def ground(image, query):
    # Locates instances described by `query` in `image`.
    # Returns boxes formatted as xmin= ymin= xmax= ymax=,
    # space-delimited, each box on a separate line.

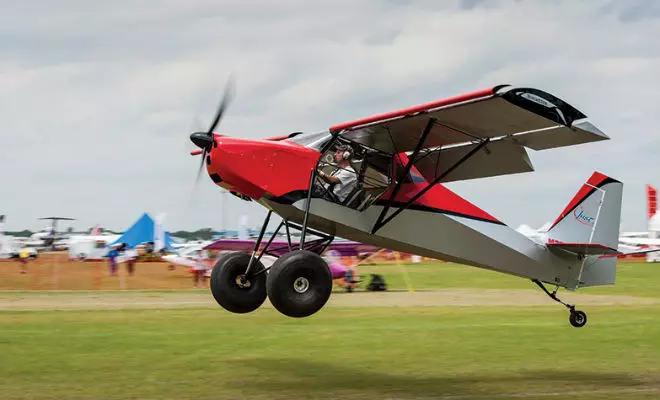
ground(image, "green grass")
xmin=1 ymin=261 xmax=659 ymax=399
xmin=358 ymin=261 xmax=660 ymax=298
xmin=2 ymin=306 xmax=660 ymax=400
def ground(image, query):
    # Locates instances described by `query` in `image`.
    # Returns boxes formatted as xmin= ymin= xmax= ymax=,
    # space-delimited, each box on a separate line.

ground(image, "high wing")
xmin=329 ymin=85 xmax=609 ymax=183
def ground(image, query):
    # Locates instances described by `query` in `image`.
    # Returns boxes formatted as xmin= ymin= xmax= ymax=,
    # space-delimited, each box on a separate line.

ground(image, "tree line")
xmin=4 ymin=228 xmax=217 ymax=241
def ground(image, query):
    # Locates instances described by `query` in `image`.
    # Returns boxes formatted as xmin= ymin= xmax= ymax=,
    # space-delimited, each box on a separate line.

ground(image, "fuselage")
xmin=201 ymin=133 xmax=585 ymax=289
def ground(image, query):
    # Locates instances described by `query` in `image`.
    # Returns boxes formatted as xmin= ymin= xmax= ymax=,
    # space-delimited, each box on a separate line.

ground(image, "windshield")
xmin=285 ymin=130 xmax=332 ymax=151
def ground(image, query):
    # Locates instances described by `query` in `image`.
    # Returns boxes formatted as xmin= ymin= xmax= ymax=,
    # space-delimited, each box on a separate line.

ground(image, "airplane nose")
xmin=190 ymin=131 xmax=213 ymax=149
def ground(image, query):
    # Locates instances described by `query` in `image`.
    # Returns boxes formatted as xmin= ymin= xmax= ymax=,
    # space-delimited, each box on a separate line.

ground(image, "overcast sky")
xmin=1 ymin=0 xmax=658 ymax=234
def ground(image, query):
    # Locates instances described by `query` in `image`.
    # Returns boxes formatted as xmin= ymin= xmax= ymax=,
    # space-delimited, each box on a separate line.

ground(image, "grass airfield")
xmin=1 ymin=257 xmax=659 ymax=399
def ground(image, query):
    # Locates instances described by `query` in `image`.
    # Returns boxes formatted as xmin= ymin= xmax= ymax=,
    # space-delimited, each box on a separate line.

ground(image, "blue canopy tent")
xmin=108 ymin=213 xmax=175 ymax=250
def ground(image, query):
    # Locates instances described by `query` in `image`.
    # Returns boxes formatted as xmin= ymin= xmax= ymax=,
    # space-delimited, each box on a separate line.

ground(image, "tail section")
xmin=648 ymin=184 xmax=657 ymax=220
xmin=546 ymin=172 xmax=623 ymax=253
xmin=648 ymin=184 xmax=657 ymax=226
xmin=90 ymin=224 xmax=101 ymax=236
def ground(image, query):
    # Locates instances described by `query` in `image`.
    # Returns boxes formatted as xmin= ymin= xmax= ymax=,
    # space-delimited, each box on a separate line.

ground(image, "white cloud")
xmin=1 ymin=0 xmax=659 ymax=234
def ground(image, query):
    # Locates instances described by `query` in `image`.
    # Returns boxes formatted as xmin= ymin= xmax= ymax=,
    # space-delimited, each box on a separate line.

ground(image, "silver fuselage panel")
xmin=260 ymin=197 xmax=587 ymax=289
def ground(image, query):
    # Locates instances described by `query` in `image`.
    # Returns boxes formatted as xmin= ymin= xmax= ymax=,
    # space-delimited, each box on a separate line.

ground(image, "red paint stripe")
xmin=422 ymin=183 xmax=502 ymax=224
xmin=263 ymin=134 xmax=290 ymax=141
xmin=549 ymin=172 xmax=609 ymax=230
xmin=329 ymin=87 xmax=497 ymax=132
xmin=547 ymin=242 xmax=611 ymax=248
xmin=388 ymin=153 xmax=502 ymax=224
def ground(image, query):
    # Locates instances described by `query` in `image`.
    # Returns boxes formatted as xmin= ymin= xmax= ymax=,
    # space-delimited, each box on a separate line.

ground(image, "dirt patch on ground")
xmin=1 ymin=289 xmax=658 ymax=311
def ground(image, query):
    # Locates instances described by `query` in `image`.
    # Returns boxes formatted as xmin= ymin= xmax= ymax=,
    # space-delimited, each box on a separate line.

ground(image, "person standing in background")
xmin=18 ymin=248 xmax=29 ymax=274
xmin=106 ymin=246 xmax=119 ymax=276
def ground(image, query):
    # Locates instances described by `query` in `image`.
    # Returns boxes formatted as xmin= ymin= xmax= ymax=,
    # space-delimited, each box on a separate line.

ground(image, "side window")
xmin=313 ymin=144 xmax=362 ymax=207
xmin=354 ymin=153 xmax=390 ymax=210
xmin=409 ymin=170 xmax=426 ymax=183
xmin=395 ymin=164 xmax=412 ymax=184
xmin=394 ymin=165 xmax=426 ymax=184
xmin=312 ymin=143 xmax=391 ymax=210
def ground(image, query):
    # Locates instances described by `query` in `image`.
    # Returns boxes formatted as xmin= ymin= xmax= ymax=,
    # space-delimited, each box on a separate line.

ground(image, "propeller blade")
xmin=206 ymin=74 xmax=235 ymax=136
xmin=195 ymin=148 xmax=207 ymax=184
xmin=187 ymin=74 xmax=235 ymax=199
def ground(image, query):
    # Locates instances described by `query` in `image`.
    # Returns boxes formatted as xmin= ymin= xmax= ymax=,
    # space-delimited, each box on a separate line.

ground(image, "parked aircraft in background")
xmin=619 ymin=184 xmax=660 ymax=262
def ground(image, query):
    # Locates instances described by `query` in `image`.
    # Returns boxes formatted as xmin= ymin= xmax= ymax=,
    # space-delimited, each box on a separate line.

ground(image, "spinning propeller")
xmin=189 ymin=76 xmax=235 ymax=184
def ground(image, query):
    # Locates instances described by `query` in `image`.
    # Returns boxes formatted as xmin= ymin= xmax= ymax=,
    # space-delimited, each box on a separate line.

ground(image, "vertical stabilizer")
xmin=90 ymin=224 xmax=101 ymax=236
xmin=648 ymin=184 xmax=657 ymax=229
xmin=547 ymin=172 xmax=623 ymax=250
xmin=648 ymin=185 xmax=657 ymax=220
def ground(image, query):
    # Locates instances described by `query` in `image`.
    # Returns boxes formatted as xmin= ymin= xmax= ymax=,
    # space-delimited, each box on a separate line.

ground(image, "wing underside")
xmin=330 ymin=85 xmax=609 ymax=183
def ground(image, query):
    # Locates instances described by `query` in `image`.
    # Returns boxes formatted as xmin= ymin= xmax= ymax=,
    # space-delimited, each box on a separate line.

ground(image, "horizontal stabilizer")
xmin=547 ymin=242 xmax=619 ymax=256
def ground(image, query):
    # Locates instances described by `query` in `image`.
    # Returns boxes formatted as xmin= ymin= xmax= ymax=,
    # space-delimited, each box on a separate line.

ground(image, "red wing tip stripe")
xmin=329 ymin=87 xmax=497 ymax=133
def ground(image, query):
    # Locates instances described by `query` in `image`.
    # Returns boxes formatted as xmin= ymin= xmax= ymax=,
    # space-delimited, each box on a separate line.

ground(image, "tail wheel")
xmin=210 ymin=252 xmax=267 ymax=314
xmin=569 ymin=310 xmax=587 ymax=328
xmin=266 ymin=250 xmax=333 ymax=318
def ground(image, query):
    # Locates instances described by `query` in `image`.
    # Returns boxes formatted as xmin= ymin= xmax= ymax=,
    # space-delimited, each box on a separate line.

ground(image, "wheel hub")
xmin=293 ymin=277 xmax=310 ymax=293
xmin=235 ymin=274 xmax=252 ymax=289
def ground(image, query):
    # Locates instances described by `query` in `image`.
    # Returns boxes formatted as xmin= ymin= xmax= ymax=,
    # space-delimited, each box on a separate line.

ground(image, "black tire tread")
xmin=210 ymin=251 xmax=267 ymax=314
xmin=266 ymin=250 xmax=332 ymax=318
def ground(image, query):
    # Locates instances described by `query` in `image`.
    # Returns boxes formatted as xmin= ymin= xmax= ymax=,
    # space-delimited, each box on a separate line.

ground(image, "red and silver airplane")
xmin=189 ymin=80 xmax=642 ymax=327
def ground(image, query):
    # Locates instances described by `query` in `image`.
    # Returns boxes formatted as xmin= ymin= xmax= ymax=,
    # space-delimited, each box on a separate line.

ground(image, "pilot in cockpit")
xmin=316 ymin=144 xmax=358 ymax=203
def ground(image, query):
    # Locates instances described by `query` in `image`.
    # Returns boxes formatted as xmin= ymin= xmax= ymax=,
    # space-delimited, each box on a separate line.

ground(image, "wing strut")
xmin=372 ymin=118 xmax=436 ymax=234
xmin=370 ymin=137 xmax=491 ymax=234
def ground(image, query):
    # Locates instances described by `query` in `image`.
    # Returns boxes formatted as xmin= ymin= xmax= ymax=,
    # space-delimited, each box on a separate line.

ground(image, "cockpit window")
xmin=312 ymin=141 xmax=391 ymax=211
xmin=409 ymin=170 xmax=426 ymax=183
xmin=285 ymin=130 xmax=332 ymax=151
xmin=395 ymin=164 xmax=426 ymax=184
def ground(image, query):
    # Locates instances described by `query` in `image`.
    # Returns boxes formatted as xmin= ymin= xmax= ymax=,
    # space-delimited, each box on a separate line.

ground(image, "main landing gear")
xmin=533 ymin=279 xmax=587 ymax=328
xmin=210 ymin=207 xmax=335 ymax=318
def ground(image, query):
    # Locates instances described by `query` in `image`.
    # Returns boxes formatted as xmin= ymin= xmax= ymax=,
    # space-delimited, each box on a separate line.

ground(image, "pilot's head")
xmin=334 ymin=144 xmax=354 ymax=165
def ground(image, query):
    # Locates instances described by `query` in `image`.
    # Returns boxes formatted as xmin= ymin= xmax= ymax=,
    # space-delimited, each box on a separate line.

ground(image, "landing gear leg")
xmin=533 ymin=279 xmax=587 ymax=328
xmin=212 ymin=169 xmax=334 ymax=318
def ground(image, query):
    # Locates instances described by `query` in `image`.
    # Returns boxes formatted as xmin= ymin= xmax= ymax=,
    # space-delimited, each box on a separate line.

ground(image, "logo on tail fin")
xmin=573 ymin=205 xmax=595 ymax=226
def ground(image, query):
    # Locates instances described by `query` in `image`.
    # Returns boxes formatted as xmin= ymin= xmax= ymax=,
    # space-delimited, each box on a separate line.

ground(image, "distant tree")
xmin=5 ymin=230 xmax=33 ymax=237
xmin=170 ymin=228 xmax=216 ymax=241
